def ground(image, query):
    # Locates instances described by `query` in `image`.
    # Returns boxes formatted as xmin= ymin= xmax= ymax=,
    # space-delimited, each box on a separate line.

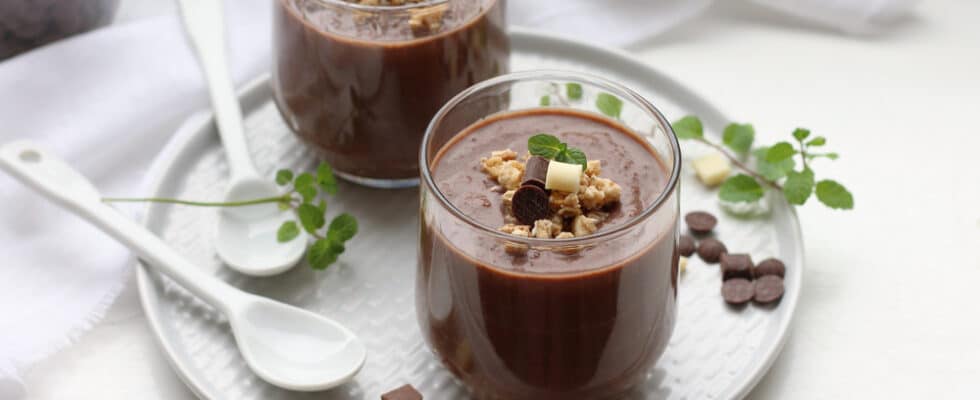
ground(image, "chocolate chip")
xmin=721 ymin=253 xmax=754 ymax=281
xmin=753 ymin=275 xmax=785 ymax=304
xmin=722 ymin=278 xmax=754 ymax=305
xmin=678 ymin=234 xmax=696 ymax=257
xmin=685 ymin=211 xmax=717 ymax=234
xmin=522 ymin=155 xmax=549 ymax=189
xmin=382 ymin=384 xmax=423 ymax=400
xmin=696 ymin=238 xmax=727 ymax=263
xmin=753 ymin=258 xmax=786 ymax=278
xmin=511 ymin=184 xmax=550 ymax=225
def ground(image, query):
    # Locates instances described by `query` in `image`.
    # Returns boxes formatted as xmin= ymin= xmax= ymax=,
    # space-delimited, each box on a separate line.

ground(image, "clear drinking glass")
xmin=271 ymin=0 xmax=510 ymax=188
xmin=417 ymin=71 xmax=682 ymax=399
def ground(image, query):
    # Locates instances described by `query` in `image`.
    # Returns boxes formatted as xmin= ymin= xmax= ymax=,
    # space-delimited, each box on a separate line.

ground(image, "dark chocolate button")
xmin=753 ymin=258 xmax=786 ymax=278
xmin=696 ymin=238 xmax=727 ymax=263
xmin=721 ymin=253 xmax=754 ymax=281
xmin=722 ymin=278 xmax=754 ymax=305
xmin=753 ymin=275 xmax=785 ymax=304
xmin=678 ymin=234 xmax=696 ymax=257
xmin=522 ymin=155 xmax=549 ymax=189
xmin=381 ymin=384 xmax=423 ymax=400
xmin=511 ymin=184 xmax=550 ymax=225
xmin=685 ymin=211 xmax=717 ymax=234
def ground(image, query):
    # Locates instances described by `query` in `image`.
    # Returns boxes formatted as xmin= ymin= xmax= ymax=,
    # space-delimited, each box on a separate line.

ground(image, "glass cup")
xmin=271 ymin=0 xmax=510 ymax=188
xmin=417 ymin=71 xmax=682 ymax=399
xmin=0 ymin=0 xmax=120 ymax=60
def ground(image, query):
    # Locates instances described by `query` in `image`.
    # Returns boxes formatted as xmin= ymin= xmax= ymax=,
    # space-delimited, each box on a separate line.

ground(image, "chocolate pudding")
xmin=418 ymin=108 xmax=679 ymax=399
xmin=272 ymin=0 xmax=509 ymax=183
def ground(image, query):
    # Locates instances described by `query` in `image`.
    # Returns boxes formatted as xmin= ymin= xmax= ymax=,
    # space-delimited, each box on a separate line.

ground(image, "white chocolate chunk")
xmin=679 ymin=256 xmax=688 ymax=274
xmin=692 ymin=152 xmax=731 ymax=187
xmin=545 ymin=161 xmax=582 ymax=194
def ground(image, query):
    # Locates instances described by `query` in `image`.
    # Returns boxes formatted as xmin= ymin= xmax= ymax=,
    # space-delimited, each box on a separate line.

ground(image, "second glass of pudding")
xmin=418 ymin=71 xmax=681 ymax=399
xmin=272 ymin=0 xmax=510 ymax=188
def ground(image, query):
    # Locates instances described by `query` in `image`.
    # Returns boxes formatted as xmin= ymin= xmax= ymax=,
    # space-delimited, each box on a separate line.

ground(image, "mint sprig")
xmin=528 ymin=133 xmax=588 ymax=170
xmin=103 ymin=162 xmax=358 ymax=270
xmin=673 ymin=115 xmax=853 ymax=210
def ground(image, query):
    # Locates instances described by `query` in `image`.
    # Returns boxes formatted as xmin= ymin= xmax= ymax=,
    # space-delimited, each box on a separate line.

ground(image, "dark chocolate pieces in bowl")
xmin=753 ymin=275 xmax=785 ymax=304
xmin=720 ymin=253 xmax=753 ymax=280
xmin=754 ymin=258 xmax=786 ymax=278
xmin=678 ymin=234 xmax=696 ymax=257
xmin=697 ymin=238 xmax=727 ymax=263
xmin=382 ymin=384 xmax=423 ymax=400
xmin=722 ymin=278 xmax=755 ymax=305
xmin=685 ymin=211 xmax=717 ymax=235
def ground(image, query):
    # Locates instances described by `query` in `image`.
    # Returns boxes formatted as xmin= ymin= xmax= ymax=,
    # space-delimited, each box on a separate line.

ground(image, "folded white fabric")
xmin=0 ymin=1 xmax=270 ymax=397
xmin=0 ymin=0 xmax=918 ymax=397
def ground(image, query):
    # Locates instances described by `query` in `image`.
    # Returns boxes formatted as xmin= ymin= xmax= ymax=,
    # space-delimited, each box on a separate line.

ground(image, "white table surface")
xmin=22 ymin=1 xmax=980 ymax=399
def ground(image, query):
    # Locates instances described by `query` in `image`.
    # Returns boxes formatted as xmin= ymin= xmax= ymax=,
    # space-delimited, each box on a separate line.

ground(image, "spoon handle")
xmin=177 ymin=0 xmax=258 ymax=183
xmin=0 ymin=140 xmax=243 ymax=312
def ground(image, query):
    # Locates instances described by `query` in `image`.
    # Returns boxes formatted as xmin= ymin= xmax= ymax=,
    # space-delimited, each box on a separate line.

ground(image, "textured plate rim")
xmin=136 ymin=27 xmax=804 ymax=400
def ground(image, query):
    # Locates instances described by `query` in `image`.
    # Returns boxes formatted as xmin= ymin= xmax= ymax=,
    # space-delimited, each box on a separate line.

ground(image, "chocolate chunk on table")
xmin=685 ymin=211 xmax=717 ymax=234
xmin=722 ymin=278 xmax=754 ymax=305
xmin=511 ymin=184 xmax=551 ymax=225
xmin=382 ymin=384 xmax=423 ymax=400
xmin=753 ymin=275 xmax=785 ymax=304
xmin=721 ymin=253 xmax=754 ymax=281
xmin=696 ymin=238 xmax=727 ymax=263
xmin=753 ymin=258 xmax=786 ymax=278
xmin=522 ymin=155 xmax=549 ymax=189
xmin=678 ymin=234 xmax=696 ymax=257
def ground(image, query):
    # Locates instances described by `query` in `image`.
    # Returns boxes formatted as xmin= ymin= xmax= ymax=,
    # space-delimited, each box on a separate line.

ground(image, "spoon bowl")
xmin=231 ymin=297 xmax=367 ymax=391
xmin=216 ymin=178 xmax=306 ymax=276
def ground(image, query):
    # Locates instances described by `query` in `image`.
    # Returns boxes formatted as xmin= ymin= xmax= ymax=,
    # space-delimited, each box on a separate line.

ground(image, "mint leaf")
xmin=596 ymin=93 xmax=623 ymax=118
xmin=823 ymin=152 xmax=840 ymax=160
xmin=539 ymin=95 xmax=550 ymax=106
xmin=719 ymin=174 xmax=765 ymax=202
xmin=276 ymin=221 xmax=300 ymax=243
xmin=754 ymin=146 xmax=795 ymax=181
xmin=317 ymin=199 xmax=327 ymax=214
xmin=316 ymin=163 xmax=338 ymax=195
xmin=765 ymin=142 xmax=796 ymax=163
xmin=327 ymin=213 xmax=358 ymax=243
xmin=275 ymin=169 xmax=293 ymax=186
xmin=783 ymin=168 xmax=814 ymax=205
xmin=297 ymin=186 xmax=317 ymax=203
xmin=806 ymin=136 xmax=826 ymax=147
xmin=307 ymin=238 xmax=342 ymax=270
xmin=723 ymin=123 xmax=755 ymax=154
xmin=556 ymin=147 xmax=588 ymax=170
xmin=566 ymin=83 xmax=583 ymax=100
xmin=815 ymin=180 xmax=854 ymax=209
xmin=528 ymin=134 xmax=563 ymax=159
xmin=294 ymin=172 xmax=314 ymax=190
xmin=793 ymin=128 xmax=811 ymax=141
xmin=672 ymin=116 xmax=703 ymax=140
xmin=297 ymin=203 xmax=325 ymax=234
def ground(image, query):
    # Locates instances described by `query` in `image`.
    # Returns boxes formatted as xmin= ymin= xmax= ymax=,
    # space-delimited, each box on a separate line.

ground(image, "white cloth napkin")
xmin=0 ymin=0 xmax=917 ymax=397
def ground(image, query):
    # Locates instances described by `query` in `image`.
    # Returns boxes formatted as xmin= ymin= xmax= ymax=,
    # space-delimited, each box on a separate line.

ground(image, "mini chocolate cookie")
xmin=382 ymin=384 xmax=423 ymax=400
xmin=721 ymin=253 xmax=753 ymax=281
xmin=753 ymin=275 xmax=784 ymax=304
xmin=678 ymin=234 xmax=696 ymax=257
xmin=685 ymin=211 xmax=717 ymax=234
xmin=753 ymin=258 xmax=786 ymax=278
xmin=722 ymin=278 xmax=754 ymax=305
xmin=696 ymin=238 xmax=727 ymax=263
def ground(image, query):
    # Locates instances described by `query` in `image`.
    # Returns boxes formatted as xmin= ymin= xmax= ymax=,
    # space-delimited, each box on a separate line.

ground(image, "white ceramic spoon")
xmin=0 ymin=141 xmax=366 ymax=392
xmin=178 ymin=0 xmax=305 ymax=276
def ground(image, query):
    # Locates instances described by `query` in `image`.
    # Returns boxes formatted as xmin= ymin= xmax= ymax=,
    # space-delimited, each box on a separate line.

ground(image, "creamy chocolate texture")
xmin=272 ymin=0 xmax=509 ymax=180
xmin=418 ymin=108 xmax=679 ymax=399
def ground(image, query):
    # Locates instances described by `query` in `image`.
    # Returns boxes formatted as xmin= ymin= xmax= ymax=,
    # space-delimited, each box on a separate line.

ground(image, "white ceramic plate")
xmin=137 ymin=28 xmax=803 ymax=400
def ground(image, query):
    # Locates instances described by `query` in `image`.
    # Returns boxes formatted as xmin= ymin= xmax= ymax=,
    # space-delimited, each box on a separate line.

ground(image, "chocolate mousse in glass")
xmin=418 ymin=71 xmax=682 ymax=399
xmin=272 ymin=0 xmax=510 ymax=188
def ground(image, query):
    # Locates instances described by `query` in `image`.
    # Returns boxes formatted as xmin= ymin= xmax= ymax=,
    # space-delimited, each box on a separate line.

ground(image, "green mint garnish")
xmin=672 ymin=115 xmax=853 ymax=211
xmin=566 ymin=83 xmax=583 ymax=100
xmin=103 ymin=161 xmax=359 ymax=270
xmin=596 ymin=93 xmax=623 ymax=118
xmin=528 ymin=133 xmax=588 ymax=170
xmin=540 ymin=95 xmax=551 ymax=106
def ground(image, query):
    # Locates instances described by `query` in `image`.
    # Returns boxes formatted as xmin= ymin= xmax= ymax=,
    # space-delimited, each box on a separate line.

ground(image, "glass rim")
xmin=301 ymin=0 xmax=449 ymax=12
xmin=419 ymin=69 xmax=682 ymax=247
